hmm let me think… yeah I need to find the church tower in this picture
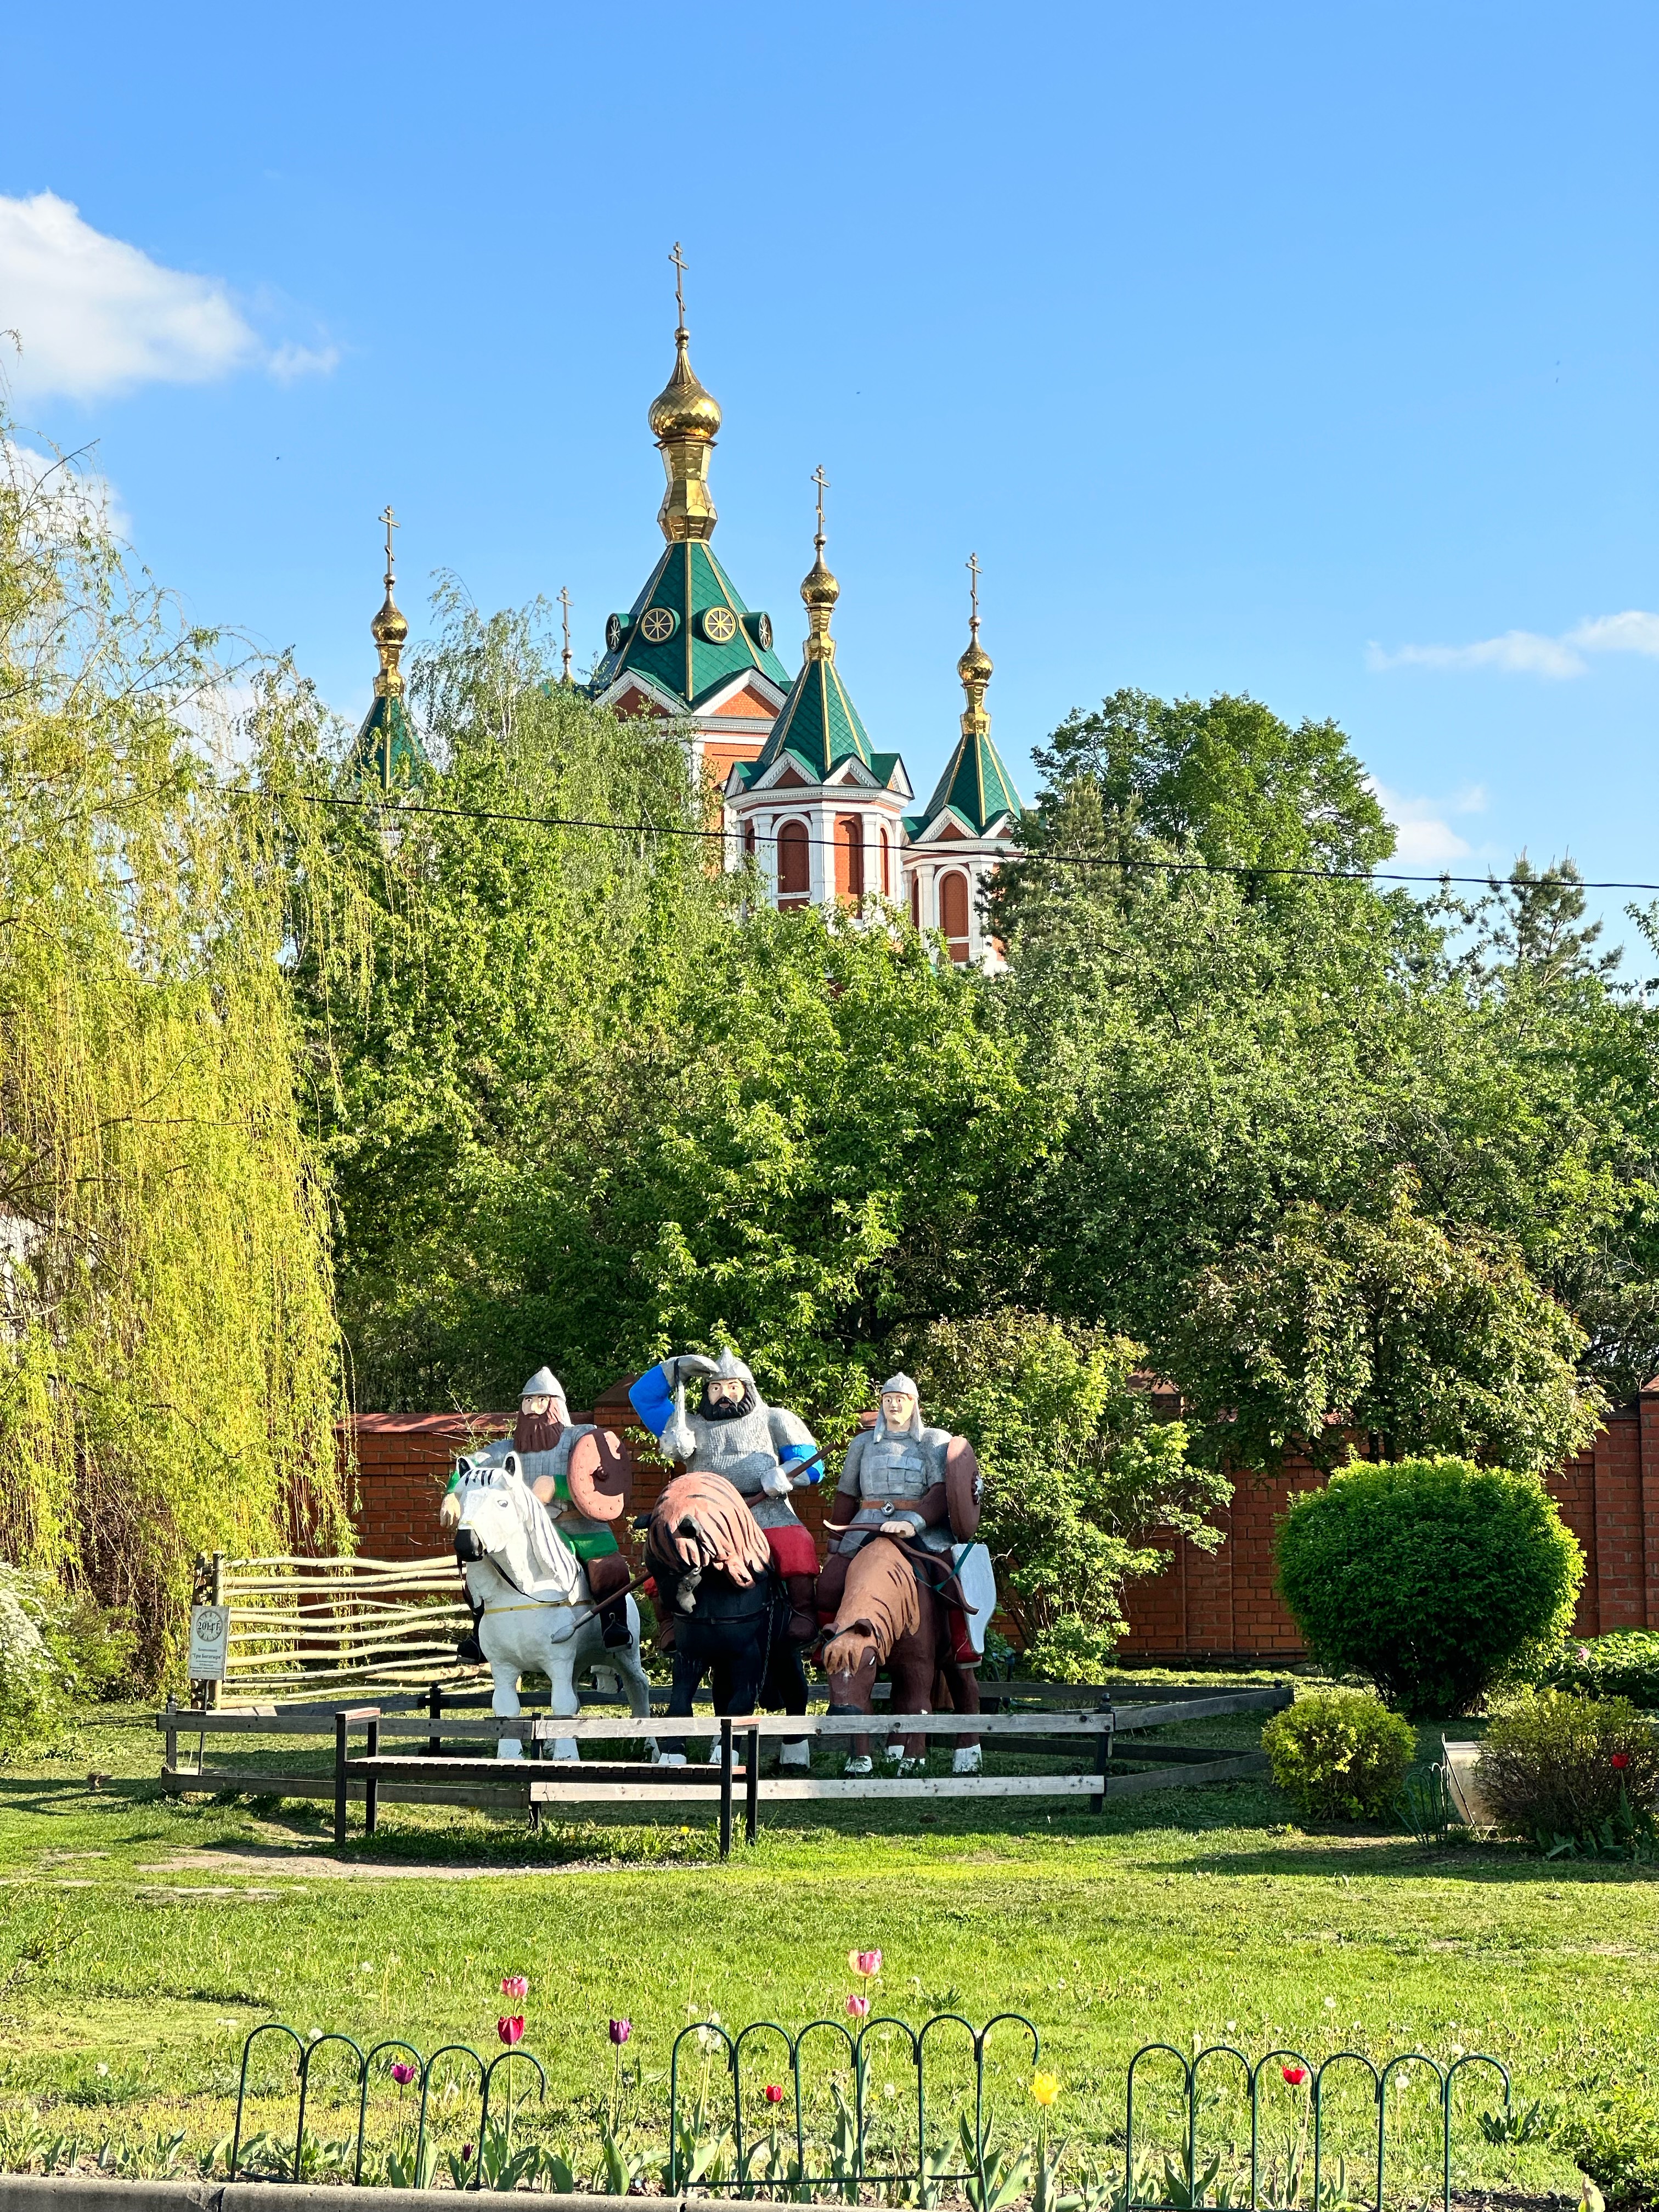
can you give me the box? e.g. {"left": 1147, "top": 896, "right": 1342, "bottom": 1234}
{"left": 725, "top": 470, "right": 912, "bottom": 909}
{"left": 902, "top": 555, "right": 1023, "bottom": 967}
{"left": 588, "top": 245, "right": 791, "bottom": 789}
{"left": 348, "top": 506, "right": 425, "bottom": 790}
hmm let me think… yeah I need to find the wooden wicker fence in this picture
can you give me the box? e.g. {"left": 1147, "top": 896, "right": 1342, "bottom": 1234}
{"left": 206, "top": 1553, "right": 475, "bottom": 1705}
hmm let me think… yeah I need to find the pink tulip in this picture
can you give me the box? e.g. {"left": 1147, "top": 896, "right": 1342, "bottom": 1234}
{"left": 609, "top": 2019, "right": 632, "bottom": 2045}
{"left": 848, "top": 1948, "right": 882, "bottom": 1978}
{"left": 389, "top": 2062, "right": 417, "bottom": 2086}
{"left": 498, "top": 2016, "right": 524, "bottom": 2046}
{"left": 847, "top": 1994, "right": 870, "bottom": 2020}
{"left": 501, "top": 1975, "right": 529, "bottom": 2002}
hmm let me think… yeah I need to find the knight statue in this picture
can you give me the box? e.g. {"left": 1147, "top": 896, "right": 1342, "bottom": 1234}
{"left": 628, "top": 1351, "right": 822, "bottom": 1639}
{"left": 446, "top": 1365, "right": 633, "bottom": 1660}
{"left": 815, "top": 1373, "right": 996, "bottom": 1664}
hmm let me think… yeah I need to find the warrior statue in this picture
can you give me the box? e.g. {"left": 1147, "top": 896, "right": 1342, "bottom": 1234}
{"left": 628, "top": 1351, "right": 822, "bottom": 1633}
{"left": 447, "top": 1365, "right": 633, "bottom": 1659}
{"left": 815, "top": 1373, "right": 979, "bottom": 1613}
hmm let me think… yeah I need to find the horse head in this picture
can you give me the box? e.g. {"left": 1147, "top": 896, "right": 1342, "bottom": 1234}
{"left": 823, "top": 1537, "right": 921, "bottom": 1691}
{"left": 449, "top": 1456, "right": 581, "bottom": 1602}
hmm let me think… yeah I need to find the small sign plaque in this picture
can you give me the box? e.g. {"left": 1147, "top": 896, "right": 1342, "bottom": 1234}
{"left": 188, "top": 1602, "right": 230, "bottom": 1681}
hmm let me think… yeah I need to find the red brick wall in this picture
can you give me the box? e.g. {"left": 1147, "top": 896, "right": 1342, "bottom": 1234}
{"left": 341, "top": 1391, "right": 1659, "bottom": 1659}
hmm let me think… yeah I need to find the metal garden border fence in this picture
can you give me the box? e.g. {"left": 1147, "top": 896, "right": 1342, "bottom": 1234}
{"left": 229, "top": 2016, "right": 1511, "bottom": 2208}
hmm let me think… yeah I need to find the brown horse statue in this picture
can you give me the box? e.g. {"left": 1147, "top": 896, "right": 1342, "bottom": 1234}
{"left": 821, "top": 1536, "right": 983, "bottom": 1775}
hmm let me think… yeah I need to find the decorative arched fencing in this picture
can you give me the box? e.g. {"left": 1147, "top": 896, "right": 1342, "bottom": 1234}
{"left": 229, "top": 2015, "right": 1511, "bottom": 2207}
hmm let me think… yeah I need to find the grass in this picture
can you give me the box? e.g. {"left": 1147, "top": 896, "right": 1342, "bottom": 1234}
{"left": 0, "top": 1677, "right": 1652, "bottom": 2200}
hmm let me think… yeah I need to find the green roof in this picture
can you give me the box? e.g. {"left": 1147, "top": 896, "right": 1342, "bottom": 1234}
{"left": 742, "top": 651, "right": 874, "bottom": 786}
{"left": 911, "top": 724, "right": 1023, "bottom": 838}
{"left": 590, "top": 541, "right": 789, "bottom": 710}
{"left": 348, "top": 693, "right": 425, "bottom": 791}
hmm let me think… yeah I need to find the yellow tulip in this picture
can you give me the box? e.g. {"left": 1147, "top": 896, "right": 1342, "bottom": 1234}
{"left": 1030, "top": 2072, "right": 1060, "bottom": 2108}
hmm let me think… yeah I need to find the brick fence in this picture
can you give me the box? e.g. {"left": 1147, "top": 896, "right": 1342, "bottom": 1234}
{"left": 342, "top": 1384, "right": 1659, "bottom": 1661}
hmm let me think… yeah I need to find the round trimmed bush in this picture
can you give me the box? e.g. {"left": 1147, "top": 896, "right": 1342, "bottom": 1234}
{"left": 1261, "top": 1690, "right": 1416, "bottom": 1821}
{"left": 1476, "top": 1689, "right": 1659, "bottom": 1849}
{"left": 1274, "top": 1457, "right": 1583, "bottom": 1718}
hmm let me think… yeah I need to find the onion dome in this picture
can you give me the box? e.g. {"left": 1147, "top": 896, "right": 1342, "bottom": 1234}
{"left": 649, "top": 329, "right": 723, "bottom": 444}
{"left": 651, "top": 246, "right": 721, "bottom": 543}
{"left": 371, "top": 586, "right": 409, "bottom": 694}
{"left": 350, "top": 506, "right": 425, "bottom": 792}
{"left": 801, "top": 466, "right": 839, "bottom": 662}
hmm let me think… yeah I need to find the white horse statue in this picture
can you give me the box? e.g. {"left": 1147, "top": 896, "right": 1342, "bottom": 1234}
{"left": 443, "top": 1457, "right": 652, "bottom": 1759}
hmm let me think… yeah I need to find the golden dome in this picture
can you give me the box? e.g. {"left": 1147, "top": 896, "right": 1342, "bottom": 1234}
{"left": 957, "top": 631, "right": 992, "bottom": 686}
{"left": 371, "top": 589, "right": 408, "bottom": 650}
{"left": 649, "top": 330, "right": 722, "bottom": 443}
{"left": 801, "top": 548, "right": 839, "bottom": 614}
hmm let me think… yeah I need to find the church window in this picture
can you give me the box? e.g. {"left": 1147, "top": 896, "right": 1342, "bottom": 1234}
{"left": 910, "top": 873, "right": 920, "bottom": 928}
{"left": 836, "top": 815, "right": 865, "bottom": 900}
{"left": 940, "top": 870, "right": 970, "bottom": 959}
{"left": 743, "top": 820, "right": 756, "bottom": 858}
{"left": 777, "top": 820, "right": 810, "bottom": 905}
{"left": 878, "top": 825, "right": 891, "bottom": 896}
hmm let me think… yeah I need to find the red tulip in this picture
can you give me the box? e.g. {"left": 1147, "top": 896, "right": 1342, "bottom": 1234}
{"left": 498, "top": 2016, "right": 525, "bottom": 2046}
{"left": 1611, "top": 1752, "right": 1631, "bottom": 1770}
{"left": 501, "top": 1975, "right": 529, "bottom": 2002}
{"left": 1283, "top": 2065, "right": 1307, "bottom": 2086}
{"left": 764, "top": 2084, "right": 785, "bottom": 2104}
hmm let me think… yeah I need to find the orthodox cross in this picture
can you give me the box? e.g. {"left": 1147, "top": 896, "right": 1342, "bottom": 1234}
{"left": 812, "top": 463, "right": 830, "bottom": 545}
{"left": 380, "top": 504, "right": 399, "bottom": 588}
{"left": 967, "top": 550, "right": 981, "bottom": 636}
{"left": 670, "top": 241, "right": 688, "bottom": 331}
{"left": 558, "top": 586, "right": 572, "bottom": 684}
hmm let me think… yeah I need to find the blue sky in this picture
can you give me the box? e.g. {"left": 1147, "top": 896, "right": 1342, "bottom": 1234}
{"left": 4, "top": 4, "right": 1656, "bottom": 936}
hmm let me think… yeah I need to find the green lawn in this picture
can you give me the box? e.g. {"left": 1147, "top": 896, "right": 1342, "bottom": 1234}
{"left": 0, "top": 1685, "right": 1652, "bottom": 2201}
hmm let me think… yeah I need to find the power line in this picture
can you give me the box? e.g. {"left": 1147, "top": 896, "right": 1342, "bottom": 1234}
{"left": 235, "top": 786, "right": 1659, "bottom": 894}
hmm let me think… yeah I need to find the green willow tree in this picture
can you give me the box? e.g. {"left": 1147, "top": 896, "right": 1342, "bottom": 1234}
{"left": 0, "top": 436, "right": 351, "bottom": 1675}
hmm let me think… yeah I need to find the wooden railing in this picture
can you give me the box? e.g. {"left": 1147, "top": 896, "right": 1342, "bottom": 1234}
{"left": 207, "top": 1552, "right": 474, "bottom": 1703}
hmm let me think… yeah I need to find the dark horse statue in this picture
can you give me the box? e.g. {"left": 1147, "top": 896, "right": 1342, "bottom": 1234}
{"left": 821, "top": 1536, "right": 983, "bottom": 1775}
{"left": 645, "top": 1471, "right": 812, "bottom": 1768}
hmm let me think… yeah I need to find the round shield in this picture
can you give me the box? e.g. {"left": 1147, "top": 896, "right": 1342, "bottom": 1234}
{"left": 945, "top": 1435, "right": 982, "bottom": 1540}
{"left": 566, "top": 1427, "right": 630, "bottom": 1521}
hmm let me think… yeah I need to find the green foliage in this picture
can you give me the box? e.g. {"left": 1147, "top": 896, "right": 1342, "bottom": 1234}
{"left": 989, "top": 814, "right": 1612, "bottom": 1477}
{"left": 1274, "top": 1458, "right": 1584, "bottom": 1718}
{"left": 896, "top": 1310, "right": 1229, "bottom": 1675}
{"left": 1477, "top": 1690, "right": 1659, "bottom": 1850}
{"left": 1541, "top": 1631, "right": 1659, "bottom": 1711}
{"left": 1554, "top": 2091, "right": 1659, "bottom": 2207}
{"left": 0, "top": 432, "right": 350, "bottom": 1677}
{"left": 284, "top": 592, "right": 1036, "bottom": 1426}
{"left": 1260, "top": 1689, "right": 1415, "bottom": 1821}
{"left": 0, "top": 1565, "right": 134, "bottom": 1753}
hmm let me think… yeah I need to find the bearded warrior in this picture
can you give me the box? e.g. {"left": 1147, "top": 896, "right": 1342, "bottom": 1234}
{"left": 447, "top": 1366, "right": 633, "bottom": 1658}
{"left": 814, "top": 1374, "right": 990, "bottom": 1644}
{"left": 628, "top": 1351, "right": 821, "bottom": 1638}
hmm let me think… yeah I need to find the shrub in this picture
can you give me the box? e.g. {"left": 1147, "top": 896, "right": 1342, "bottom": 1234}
{"left": 1476, "top": 1690, "right": 1659, "bottom": 1850}
{"left": 0, "top": 1566, "right": 135, "bottom": 1756}
{"left": 1274, "top": 1457, "right": 1583, "bottom": 1718}
{"left": 1555, "top": 2091, "right": 1659, "bottom": 2207}
{"left": 1261, "top": 1690, "right": 1416, "bottom": 1821}
{"left": 1541, "top": 1630, "right": 1659, "bottom": 1711}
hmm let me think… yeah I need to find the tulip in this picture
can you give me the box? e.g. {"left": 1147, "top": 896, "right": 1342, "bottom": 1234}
{"left": 1282, "top": 2065, "right": 1307, "bottom": 2086}
{"left": 1611, "top": 1752, "right": 1631, "bottom": 1770}
{"left": 390, "top": 2062, "right": 417, "bottom": 2086}
{"left": 501, "top": 1975, "right": 529, "bottom": 2002}
{"left": 610, "top": 2018, "right": 632, "bottom": 2045}
{"left": 847, "top": 1994, "right": 870, "bottom": 2020}
{"left": 764, "top": 2084, "right": 785, "bottom": 2104}
{"left": 498, "top": 2016, "right": 525, "bottom": 2046}
{"left": 848, "top": 1948, "right": 882, "bottom": 1978}
{"left": 1030, "top": 2073, "right": 1060, "bottom": 2108}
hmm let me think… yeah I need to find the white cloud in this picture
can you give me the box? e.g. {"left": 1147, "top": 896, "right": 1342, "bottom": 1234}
{"left": 1366, "top": 630, "right": 1587, "bottom": 679}
{"left": 0, "top": 191, "right": 334, "bottom": 401}
{"left": 4, "top": 437, "right": 128, "bottom": 538}
{"left": 1369, "top": 778, "right": 1487, "bottom": 866}
{"left": 268, "top": 340, "right": 340, "bottom": 383}
{"left": 1369, "top": 607, "right": 1659, "bottom": 680}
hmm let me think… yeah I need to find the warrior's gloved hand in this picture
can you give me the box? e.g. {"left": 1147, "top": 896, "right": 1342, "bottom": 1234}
{"left": 761, "top": 1466, "right": 794, "bottom": 1497}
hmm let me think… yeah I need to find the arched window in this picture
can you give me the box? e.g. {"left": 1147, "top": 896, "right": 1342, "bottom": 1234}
{"left": 910, "top": 872, "right": 920, "bottom": 928}
{"left": 939, "top": 870, "right": 971, "bottom": 960}
{"left": 743, "top": 820, "right": 756, "bottom": 859}
{"left": 777, "top": 819, "right": 810, "bottom": 906}
{"left": 878, "top": 825, "right": 891, "bottom": 896}
{"left": 835, "top": 815, "right": 865, "bottom": 900}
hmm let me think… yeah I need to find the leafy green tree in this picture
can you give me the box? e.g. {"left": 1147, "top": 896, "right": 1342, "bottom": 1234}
{"left": 892, "top": 1309, "right": 1230, "bottom": 1679}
